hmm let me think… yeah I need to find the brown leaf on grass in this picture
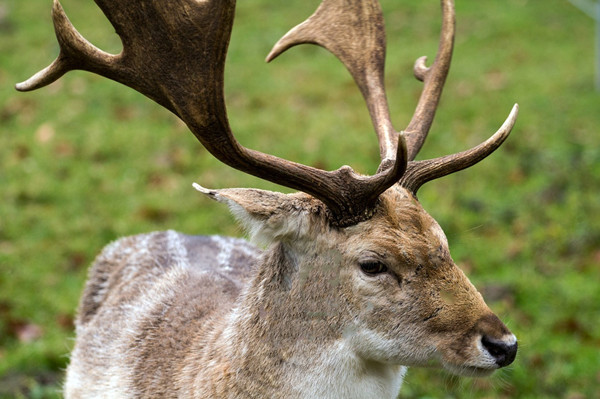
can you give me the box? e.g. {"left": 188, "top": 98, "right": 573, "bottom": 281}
{"left": 1, "top": 302, "right": 45, "bottom": 343}
{"left": 67, "top": 251, "right": 88, "bottom": 271}
{"left": 14, "top": 323, "right": 43, "bottom": 343}
{"left": 508, "top": 167, "right": 526, "bottom": 184}
{"left": 0, "top": 3, "right": 9, "bottom": 25}
{"left": 0, "top": 98, "right": 37, "bottom": 124}
{"left": 506, "top": 240, "right": 524, "bottom": 260}
{"left": 56, "top": 313, "right": 74, "bottom": 330}
{"left": 55, "top": 141, "right": 75, "bottom": 158}
{"left": 137, "top": 206, "right": 171, "bottom": 223}
{"left": 528, "top": 354, "right": 546, "bottom": 369}
{"left": 113, "top": 105, "right": 137, "bottom": 121}
{"left": 35, "top": 123, "right": 55, "bottom": 144}
{"left": 12, "top": 144, "right": 29, "bottom": 160}
{"left": 484, "top": 70, "right": 507, "bottom": 91}
{"left": 552, "top": 317, "right": 598, "bottom": 345}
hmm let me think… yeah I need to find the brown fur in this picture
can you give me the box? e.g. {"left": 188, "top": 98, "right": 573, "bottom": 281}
{"left": 65, "top": 185, "right": 516, "bottom": 398}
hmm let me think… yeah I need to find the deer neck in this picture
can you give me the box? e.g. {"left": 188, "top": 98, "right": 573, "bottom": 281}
{"left": 199, "top": 241, "right": 407, "bottom": 399}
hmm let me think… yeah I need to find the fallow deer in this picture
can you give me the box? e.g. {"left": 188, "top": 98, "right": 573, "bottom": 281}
{"left": 18, "top": 0, "right": 519, "bottom": 397}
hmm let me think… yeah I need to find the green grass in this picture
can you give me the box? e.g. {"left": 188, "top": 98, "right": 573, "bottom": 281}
{"left": 1, "top": 0, "right": 599, "bottom": 397}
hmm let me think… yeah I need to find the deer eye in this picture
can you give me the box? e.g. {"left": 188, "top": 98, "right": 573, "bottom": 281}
{"left": 359, "top": 261, "right": 388, "bottom": 276}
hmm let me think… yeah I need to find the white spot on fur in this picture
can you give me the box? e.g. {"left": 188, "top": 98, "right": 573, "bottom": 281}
{"left": 166, "top": 229, "right": 188, "bottom": 267}
{"left": 290, "top": 339, "right": 407, "bottom": 399}
{"left": 209, "top": 235, "right": 259, "bottom": 272}
{"left": 211, "top": 235, "right": 235, "bottom": 271}
{"left": 117, "top": 264, "right": 191, "bottom": 388}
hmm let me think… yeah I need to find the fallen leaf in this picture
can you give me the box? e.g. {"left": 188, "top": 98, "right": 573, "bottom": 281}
{"left": 35, "top": 123, "right": 55, "bottom": 144}
{"left": 15, "top": 323, "right": 43, "bottom": 343}
{"left": 56, "top": 313, "right": 74, "bottom": 330}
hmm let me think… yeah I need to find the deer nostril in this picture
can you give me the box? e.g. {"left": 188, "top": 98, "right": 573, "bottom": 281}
{"left": 481, "top": 335, "right": 518, "bottom": 367}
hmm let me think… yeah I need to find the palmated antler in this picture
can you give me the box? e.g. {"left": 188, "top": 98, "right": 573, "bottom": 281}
{"left": 17, "top": 0, "right": 517, "bottom": 226}
{"left": 267, "top": 0, "right": 518, "bottom": 194}
{"left": 267, "top": 0, "right": 397, "bottom": 165}
{"left": 17, "top": 0, "right": 406, "bottom": 226}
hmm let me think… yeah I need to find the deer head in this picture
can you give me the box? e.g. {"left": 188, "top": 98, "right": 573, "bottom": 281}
{"left": 195, "top": 185, "right": 517, "bottom": 382}
{"left": 19, "top": 0, "right": 519, "bottom": 392}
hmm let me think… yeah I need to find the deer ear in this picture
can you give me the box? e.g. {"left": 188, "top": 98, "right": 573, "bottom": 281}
{"left": 193, "top": 184, "right": 313, "bottom": 244}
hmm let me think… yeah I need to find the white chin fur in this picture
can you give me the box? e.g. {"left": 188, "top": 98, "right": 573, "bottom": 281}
{"left": 442, "top": 362, "right": 497, "bottom": 377}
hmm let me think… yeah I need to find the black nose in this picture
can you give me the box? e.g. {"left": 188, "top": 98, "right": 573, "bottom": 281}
{"left": 481, "top": 335, "right": 518, "bottom": 367}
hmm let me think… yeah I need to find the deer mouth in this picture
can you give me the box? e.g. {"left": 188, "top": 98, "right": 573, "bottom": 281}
{"left": 434, "top": 347, "right": 501, "bottom": 377}
{"left": 442, "top": 362, "right": 497, "bottom": 378}
{"left": 406, "top": 352, "right": 497, "bottom": 377}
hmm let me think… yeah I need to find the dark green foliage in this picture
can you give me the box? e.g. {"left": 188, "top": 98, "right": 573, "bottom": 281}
{"left": 1, "top": 0, "right": 599, "bottom": 397}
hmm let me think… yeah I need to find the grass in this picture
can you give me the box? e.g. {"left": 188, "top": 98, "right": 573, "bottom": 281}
{"left": 1, "top": 0, "right": 599, "bottom": 397}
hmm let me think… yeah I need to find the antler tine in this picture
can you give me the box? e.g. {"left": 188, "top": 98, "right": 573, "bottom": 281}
{"left": 400, "top": 104, "right": 519, "bottom": 193}
{"left": 16, "top": 0, "right": 121, "bottom": 93}
{"left": 15, "top": 0, "right": 177, "bottom": 114}
{"left": 404, "top": 0, "right": 456, "bottom": 161}
{"left": 398, "top": 0, "right": 519, "bottom": 193}
{"left": 17, "top": 0, "right": 407, "bottom": 227}
{"left": 267, "top": 0, "right": 401, "bottom": 168}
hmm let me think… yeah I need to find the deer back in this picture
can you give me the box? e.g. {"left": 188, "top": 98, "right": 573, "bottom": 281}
{"left": 66, "top": 231, "right": 260, "bottom": 397}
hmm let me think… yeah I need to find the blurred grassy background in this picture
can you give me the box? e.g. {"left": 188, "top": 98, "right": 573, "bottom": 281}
{"left": 1, "top": 0, "right": 599, "bottom": 397}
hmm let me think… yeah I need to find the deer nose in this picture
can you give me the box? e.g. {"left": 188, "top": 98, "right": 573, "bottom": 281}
{"left": 481, "top": 335, "right": 518, "bottom": 367}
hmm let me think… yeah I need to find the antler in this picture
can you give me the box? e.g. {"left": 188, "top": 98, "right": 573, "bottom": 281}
{"left": 397, "top": 0, "right": 519, "bottom": 193}
{"left": 267, "top": 0, "right": 518, "bottom": 194}
{"left": 17, "top": 0, "right": 407, "bottom": 227}
{"left": 267, "top": 0, "right": 398, "bottom": 165}
{"left": 17, "top": 0, "right": 517, "bottom": 225}
{"left": 404, "top": 0, "right": 456, "bottom": 161}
